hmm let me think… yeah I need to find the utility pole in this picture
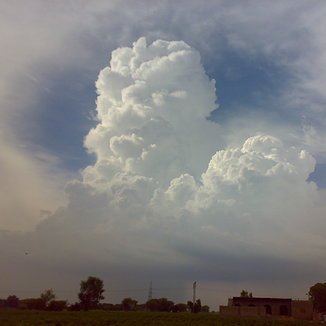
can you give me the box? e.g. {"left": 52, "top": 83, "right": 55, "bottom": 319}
{"left": 193, "top": 281, "right": 197, "bottom": 312}
{"left": 148, "top": 281, "right": 152, "bottom": 301}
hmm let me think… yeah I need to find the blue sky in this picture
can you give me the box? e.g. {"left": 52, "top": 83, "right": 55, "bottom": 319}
{"left": 1, "top": 0, "right": 326, "bottom": 308}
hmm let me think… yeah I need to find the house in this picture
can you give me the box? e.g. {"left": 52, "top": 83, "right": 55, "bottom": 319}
{"left": 219, "top": 296, "right": 313, "bottom": 320}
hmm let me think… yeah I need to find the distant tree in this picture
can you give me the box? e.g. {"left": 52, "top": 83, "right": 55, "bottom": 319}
{"left": 240, "top": 290, "right": 253, "bottom": 298}
{"left": 40, "top": 289, "right": 55, "bottom": 308}
{"left": 114, "top": 303, "right": 122, "bottom": 311}
{"left": 146, "top": 298, "right": 158, "bottom": 311}
{"left": 67, "top": 302, "right": 81, "bottom": 311}
{"left": 194, "top": 299, "right": 202, "bottom": 313}
{"left": 100, "top": 303, "right": 113, "bottom": 311}
{"left": 47, "top": 300, "right": 67, "bottom": 311}
{"left": 160, "top": 298, "right": 174, "bottom": 312}
{"left": 22, "top": 298, "right": 46, "bottom": 310}
{"left": 136, "top": 303, "right": 146, "bottom": 311}
{"left": 5, "top": 295, "right": 19, "bottom": 308}
{"left": 202, "top": 305, "right": 210, "bottom": 312}
{"left": 146, "top": 298, "right": 174, "bottom": 312}
{"left": 121, "top": 297, "right": 138, "bottom": 311}
{"left": 309, "top": 283, "right": 326, "bottom": 312}
{"left": 100, "top": 303, "right": 120, "bottom": 311}
{"left": 187, "top": 299, "right": 202, "bottom": 313}
{"left": 100, "top": 303, "right": 123, "bottom": 311}
{"left": 187, "top": 300, "right": 193, "bottom": 312}
{"left": 173, "top": 303, "right": 187, "bottom": 312}
{"left": 78, "top": 276, "right": 105, "bottom": 310}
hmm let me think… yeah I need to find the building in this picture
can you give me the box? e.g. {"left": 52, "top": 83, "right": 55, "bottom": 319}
{"left": 219, "top": 297, "right": 313, "bottom": 320}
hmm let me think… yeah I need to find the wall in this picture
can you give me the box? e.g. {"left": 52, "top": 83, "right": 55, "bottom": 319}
{"left": 231, "top": 297, "right": 292, "bottom": 317}
{"left": 219, "top": 305, "right": 266, "bottom": 317}
{"left": 220, "top": 298, "right": 314, "bottom": 320}
{"left": 219, "top": 305, "right": 240, "bottom": 316}
{"left": 291, "top": 300, "right": 313, "bottom": 320}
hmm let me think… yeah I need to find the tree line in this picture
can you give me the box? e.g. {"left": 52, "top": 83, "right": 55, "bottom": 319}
{"left": 5, "top": 278, "right": 326, "bottom": 313}
{"left": 0, "top": 276, "right": 209, "bottom": 313}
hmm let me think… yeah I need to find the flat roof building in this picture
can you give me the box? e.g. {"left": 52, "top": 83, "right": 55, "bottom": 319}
{"left": 219, "top": 297, "right": 313, "bottom": 320}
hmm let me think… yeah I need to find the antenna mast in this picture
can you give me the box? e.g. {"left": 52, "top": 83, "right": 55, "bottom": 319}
{"left": 193, "top": 281, "right": 197, "bottom": 308}
{"left": 148, "top": 281, "right": 153, "bottom": 301}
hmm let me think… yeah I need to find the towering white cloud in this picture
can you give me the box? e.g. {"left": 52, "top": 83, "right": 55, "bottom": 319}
{"left": 83, "top": 37, "right": 219, "bottom": 194}
{"left": 63, "top": 37, "right": 322, "bottom": 262}
{"left": 1, "top": 37, "right": 325, "bottom": 306}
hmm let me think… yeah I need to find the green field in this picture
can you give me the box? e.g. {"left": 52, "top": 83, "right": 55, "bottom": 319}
{"left": 0, "top": 310, "right": 320, "bottom": 326}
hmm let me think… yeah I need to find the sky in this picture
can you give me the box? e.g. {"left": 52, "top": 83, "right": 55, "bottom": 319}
{"left": 1, "top": 0, "right": 326, "bottom": 309}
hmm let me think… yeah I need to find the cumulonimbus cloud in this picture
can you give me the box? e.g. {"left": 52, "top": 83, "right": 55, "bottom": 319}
{"left": 2, "top": 38, "right": 325, "bottom": 303}
{"left": 60, "top": 37, "right": 322, "bottom": 263}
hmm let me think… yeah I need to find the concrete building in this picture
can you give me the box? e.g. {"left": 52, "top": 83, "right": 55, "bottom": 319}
{"left": 219, "top": 297, "right": 313, "bottom": 320}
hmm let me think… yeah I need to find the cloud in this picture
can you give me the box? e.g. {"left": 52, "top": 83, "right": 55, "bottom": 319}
{"left": 3, "top": 39, "right": 322, "bottom": 304}
{"left": 2, "top": 1, "right": 326, "bottom": 156}
{"left": 83, "top": 37, "right": 219, "bottom": 190}
{"left": 1, "top": 0, "right": 326, "bottom": 234}
{"left": 2, "top": 1, "right": 326, "bottom": 306}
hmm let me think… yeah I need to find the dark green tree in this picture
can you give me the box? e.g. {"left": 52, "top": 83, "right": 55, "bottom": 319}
{"left": 78, "top": 276, "right": 105, "bottom": 310}
{"left": 48, "top": 300, "right": 67, "bottom": 311}
{"left": 146, "top": 298, "right": 158, "bottom": 311}
{"left": 22, "top": 298, "right": 46, "bottom": 310}
{"left": 240, "top": 290, "right": 253, "bottom": 298}
{"left": 202, "top": 304, "right": 210, "bottom": 312}
{"left": 309, "top": 283, "right": 326, "bottom": 312}
{"left": 187, "top": 299, "right": 202, "bottom": 313}
{"left": 40, "top": 289, "right": 55, "bottom": 308}
{"left": 67, "top": 302, "right": 81, "bottom": 311}
{"left": 121, "top": 297, "right": 137, "bottom": 311}
{"left": 194, "top": 299, "right": 202, "bottom": 313}
{"left": 146, "top": 298, "right": 174, "bottom": 312}
{"left": 187, "top": 300, "right": 193, "bottom": 312}
{"left": 173, "top": 303, "right": 187, "bottom": 312}
{"left": 5, "top": 295, "right": 19, "bottom": 308}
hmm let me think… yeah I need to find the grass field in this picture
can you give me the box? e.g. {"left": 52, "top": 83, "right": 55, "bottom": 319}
{"left": 0, "top": 310, "right": 320, "bottom": 326}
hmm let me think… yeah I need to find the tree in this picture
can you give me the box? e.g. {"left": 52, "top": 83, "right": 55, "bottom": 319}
{"left": 146, "top": 299, "right": 158, "bottom": 311}
{"left": 21, "top": 298, "right": 46, "bottom": 310}
{"left": 187, "top": 300, "right": 193, "bottom": 312}
{"left": 240, "top": 290, "right": 253, "bottom": 298}
{"left": 78, "top": 276, "right": 105, "bottom": 310}
{"left": 67, "top": 302, "right": 81, "bottom": 311}
{"left": 187, "top": 299, "right": 202, "bottom": 313}
{"left": 173, "top": 303, "right": 187, "bottom": 312}
{"left": 121, "top": 297, "right": 137, "bottom": 311}
{"left": 47, "top": 300, "right": 67, "bottom": 311}
{"left": 202, "top": 305, "right": 210, "bottom": 312}
{"left": 40, "top": 289, "right": 55, "bottom": 308}
{"left": 146, "top": 298, "right": 174, "bottom": 312}
{"left": 194, "top": 299, "right": 202, "bottom": 313}
{"left": 5, "top": 295, "right": 19, "bottom": 308}
{"left": 309, "top": 283, "right": 326, "bottom": 312}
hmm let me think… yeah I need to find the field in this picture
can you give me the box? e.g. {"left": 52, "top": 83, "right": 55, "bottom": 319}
{"left": 0, "top": 310, "right": 320, "bottom": 326}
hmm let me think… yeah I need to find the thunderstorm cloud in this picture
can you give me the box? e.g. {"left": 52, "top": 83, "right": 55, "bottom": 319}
{"left": 2, "top": 34, "right": 326, "bottom": 306}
